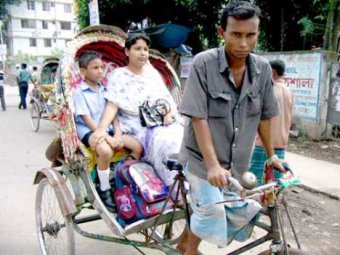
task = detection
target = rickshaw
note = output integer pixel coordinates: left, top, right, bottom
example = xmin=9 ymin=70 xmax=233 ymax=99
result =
xmin=30 ymin=57 xmax=59 ymax=132
xmin=33 ymin=25 xmax=306 ymax=255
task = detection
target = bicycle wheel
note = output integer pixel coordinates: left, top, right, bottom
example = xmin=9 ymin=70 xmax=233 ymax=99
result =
xmin=153 ymin=217 xmax=187 ymax=244
xmin=35 ymin=178 xmax=75 ymax=255
xmin=31 ymin=102 xmax=41 ymax=132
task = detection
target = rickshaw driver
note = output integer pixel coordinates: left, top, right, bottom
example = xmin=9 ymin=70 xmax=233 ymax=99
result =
xmin=177 ymin=1 xmax=286 ymax=254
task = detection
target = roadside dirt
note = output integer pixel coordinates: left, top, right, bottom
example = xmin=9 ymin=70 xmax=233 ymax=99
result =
xmin=287 ymin=136 xmax=340 ymax=165
xmin=281 ymin=136 xmax=340 ymax=254
xmin=283 ymin=188 xmax=340 ymax=255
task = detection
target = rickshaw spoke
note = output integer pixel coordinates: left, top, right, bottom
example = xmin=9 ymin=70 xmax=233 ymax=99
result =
xmin=36 ymin=178 xmax=75 ymax=255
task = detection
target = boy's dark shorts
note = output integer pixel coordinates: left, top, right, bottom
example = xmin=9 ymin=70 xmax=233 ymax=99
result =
xmin=81 ymin=130 xmax=114 ymax=147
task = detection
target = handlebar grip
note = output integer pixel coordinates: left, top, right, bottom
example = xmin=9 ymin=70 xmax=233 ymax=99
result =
xmin=282 ymin=162 xmax=296 ymax=176
xmin=282 ymin=162 xmax=291 ymax=171
xmin=227 ymin=176 xmax=244 ymax=191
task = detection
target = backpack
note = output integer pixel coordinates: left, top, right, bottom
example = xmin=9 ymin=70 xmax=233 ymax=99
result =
xmin=113 ymin=160 xmax=173 ymax=227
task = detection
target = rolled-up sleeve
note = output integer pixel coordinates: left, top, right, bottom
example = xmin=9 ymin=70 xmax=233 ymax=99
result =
xmin=180 ymin=55 xmax=208 ymax=119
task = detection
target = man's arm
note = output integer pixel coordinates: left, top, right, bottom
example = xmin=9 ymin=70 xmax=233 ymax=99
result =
xmin=258 ymin=118 xmax=285 ymax=172
xmin=89 ymin=101 xmax=118 ymax=149
xmin=192 ymin=117 xmax=229 ymax=187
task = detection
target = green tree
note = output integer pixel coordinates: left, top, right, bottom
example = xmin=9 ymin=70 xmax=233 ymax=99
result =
xmin=322 ymin=0 xmax=340 ymax=51
xmin=4 ymin=51 xmax=38 ymax=68
xmin=75 ymin=0 xmax=225 ymax=53
xmin=75 ymin=0 xmax=90 ymax=30
xmin=75 ymin=0 xmax=340 ymax=52
xmin=256 ymin=0 xmax=340 ymax=51
xmin=1 ymin=0 xmax=21 ymax=47
xmin=0 ymin=0 xmax=21 ymax=20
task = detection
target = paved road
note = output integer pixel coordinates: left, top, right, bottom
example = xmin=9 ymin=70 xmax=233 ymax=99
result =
xmin=0 ymin=85 xmax=339 ymax=255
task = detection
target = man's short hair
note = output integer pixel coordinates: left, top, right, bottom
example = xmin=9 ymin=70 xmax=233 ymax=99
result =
xmin=220 ymin=1 xmax=262 ymax=29
xmin=78 ymin=51 xmax=102 ymax=69
xmin=270 ymin=59 xmax=286 ymax=76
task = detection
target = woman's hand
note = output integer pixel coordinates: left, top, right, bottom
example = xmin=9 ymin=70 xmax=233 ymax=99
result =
xmin=163 ymin=112 xmax=173 ymax=126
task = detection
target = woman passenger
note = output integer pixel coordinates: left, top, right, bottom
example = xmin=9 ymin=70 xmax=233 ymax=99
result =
xmin=92 ymin=33 xmax=184 ymax=192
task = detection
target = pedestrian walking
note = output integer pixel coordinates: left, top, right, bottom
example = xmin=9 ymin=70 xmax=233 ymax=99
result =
xmin=250 ymin=59 xmax=293 ymax=185
xmin=17 ymin=63 xmax=36 ymax=109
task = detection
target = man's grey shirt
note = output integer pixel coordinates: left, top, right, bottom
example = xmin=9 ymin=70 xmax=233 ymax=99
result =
xmin=179 ymin=46 xmax=279 ymax=181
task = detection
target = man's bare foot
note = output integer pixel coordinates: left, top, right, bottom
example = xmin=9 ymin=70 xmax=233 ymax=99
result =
xmin=176 ymin=228 xmax=189 ymax=254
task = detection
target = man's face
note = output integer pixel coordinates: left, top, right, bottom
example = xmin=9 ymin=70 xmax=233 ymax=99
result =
xmin=219 ymin=16 xmax=259 ymax=61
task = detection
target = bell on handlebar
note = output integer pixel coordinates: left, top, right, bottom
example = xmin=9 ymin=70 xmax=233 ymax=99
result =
xmin=241 ymin=172 xmax=258 ymax=190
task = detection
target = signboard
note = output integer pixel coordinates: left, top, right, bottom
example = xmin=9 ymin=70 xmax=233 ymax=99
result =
xmin=88 ymin=0 xmax=100 ymax=26
xmin=180 ymin=56 xmax=193 ymax=78
xmin=264 ymin=53 xmax=322 ymax=121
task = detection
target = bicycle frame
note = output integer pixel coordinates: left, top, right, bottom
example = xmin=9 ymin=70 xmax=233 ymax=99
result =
xmin=162 ymin=154 xmax=303 ymax=255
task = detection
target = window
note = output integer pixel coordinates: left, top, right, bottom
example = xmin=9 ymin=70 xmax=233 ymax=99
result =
xmin=42 ymin=20 xmax=48 ymax=29
xmin=42 ymin=2 xmax=50 ymax=11
xmin=29 ymin=38 xmax=37 ymax=47
xmin=21 ymin=19 xmax=36 ymax=29
xmin=42 ymin=21 xmax=48 ymax=29
xmin=27 ymin=0 xmax=35 ymax=10
xmin=44 ymin=39 xmax=52 ymax=47
xmin=60 ymin=22 xmax=71 ymax=30
xmin=64 ymin=4 xmax=71 ymax=13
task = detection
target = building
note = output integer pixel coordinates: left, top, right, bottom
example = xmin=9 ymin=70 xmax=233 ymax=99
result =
xmin=5 ymin=0 xmax=77 ymax=57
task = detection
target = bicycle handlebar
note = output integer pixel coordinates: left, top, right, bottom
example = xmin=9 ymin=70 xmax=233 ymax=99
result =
xmin=226 ymin=163 xmax=298 ymax=196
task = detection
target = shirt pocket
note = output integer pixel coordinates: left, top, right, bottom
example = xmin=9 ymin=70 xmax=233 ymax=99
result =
xmin=246 ymin=91 xmax=262 ymax=116
xmin=208 ymin=91 xmax=231 ymax=117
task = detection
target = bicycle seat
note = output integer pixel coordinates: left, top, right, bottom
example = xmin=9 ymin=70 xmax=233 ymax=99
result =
xmin=163 ymin=153 xmax=183 ymax=171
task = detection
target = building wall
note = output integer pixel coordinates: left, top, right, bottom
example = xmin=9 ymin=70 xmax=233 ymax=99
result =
xmin=6 ymin=0 xmax=77 ymax=56
xmin=261 ymin=50 xmax=337 ymax=140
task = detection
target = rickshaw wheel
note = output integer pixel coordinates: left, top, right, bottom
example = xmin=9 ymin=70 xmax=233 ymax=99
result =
xmin=153 ymin=218 xmax=187 ymax=244
xmin=31 ymin=102 xmax=41 ymax=132
xmin=35 ymin=178 xmax=75 ymax=255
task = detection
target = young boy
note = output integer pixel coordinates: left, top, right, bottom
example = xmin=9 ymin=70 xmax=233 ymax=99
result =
xmin=72 ymin=50 xmax=142 ymax=212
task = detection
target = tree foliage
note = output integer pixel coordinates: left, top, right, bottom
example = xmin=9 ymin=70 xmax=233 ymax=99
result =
xmin=75 ymin=0 xmax=340 ymax=52
xmin=75 ymin=0 xmax=225 ymax=53
xmin=4 ymin=51 xmax=38 ymax=68
xmin=255 ymin=0 xmax=339 ymax=51
xmin=0 ymin=0 xmax=21 ymax=20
